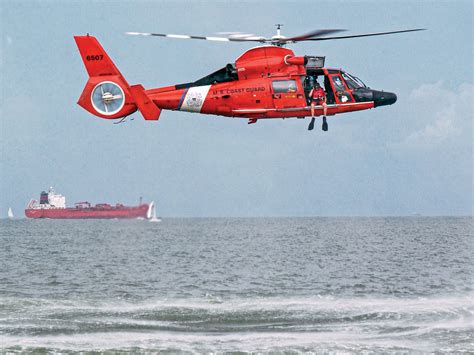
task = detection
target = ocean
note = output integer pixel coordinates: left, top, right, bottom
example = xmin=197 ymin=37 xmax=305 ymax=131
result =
xmin=0 ymin=217 xmax=472 ymax=352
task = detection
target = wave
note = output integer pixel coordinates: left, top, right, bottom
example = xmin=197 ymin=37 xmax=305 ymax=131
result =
xmin=1 ymin=294 xmax=473 ymax=352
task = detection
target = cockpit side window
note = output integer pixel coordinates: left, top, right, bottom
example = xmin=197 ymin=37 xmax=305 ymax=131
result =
xmin=329 ymin=74 xmax=354 ymax=103
xmin=331 ymin=76 xmax=346 ymax=91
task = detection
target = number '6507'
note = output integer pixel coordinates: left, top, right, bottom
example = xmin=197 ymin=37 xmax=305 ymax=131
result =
xmin=86 ymin=55 xmax=103 ymax=61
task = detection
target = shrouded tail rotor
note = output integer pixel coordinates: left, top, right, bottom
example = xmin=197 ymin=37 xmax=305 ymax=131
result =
xmin=91 ymin=81 xmax=125 ymax=115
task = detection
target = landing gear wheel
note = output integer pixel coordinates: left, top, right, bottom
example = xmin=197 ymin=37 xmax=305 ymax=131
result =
xmin=308 ymin=117 xmax=315 ymax=131
xmin=322 ymin=116 xmax=328 ymax=131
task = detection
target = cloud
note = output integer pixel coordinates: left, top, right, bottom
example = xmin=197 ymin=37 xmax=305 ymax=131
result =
xmin=403 ymin=82 xmax=472 ymax=145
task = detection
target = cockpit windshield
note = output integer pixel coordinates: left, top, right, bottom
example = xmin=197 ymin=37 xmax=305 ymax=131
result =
xmin=341 ymin=72 xmax=367 ymax=90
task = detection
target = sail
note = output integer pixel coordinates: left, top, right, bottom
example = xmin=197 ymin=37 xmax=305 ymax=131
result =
xmin=147 ymin=201 xmax=154 ymax=219
xmin=149 ymin=202 xmax=161 ymax=222
xmin=7 ymin=207 xmax=14 ymax=219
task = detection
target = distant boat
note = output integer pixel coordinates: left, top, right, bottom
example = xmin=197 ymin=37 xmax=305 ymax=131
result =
xmin=7 ymin=207 xmax=14 ymax=219
xmin=147 ymin=201 xmax=162 ymax=223
xmin=24 ymin=187 xmax=149 ymax=219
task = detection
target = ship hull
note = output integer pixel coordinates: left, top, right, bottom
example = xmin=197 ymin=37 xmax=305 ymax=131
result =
xmin=25 ymin=204 xmax=149 ymax=219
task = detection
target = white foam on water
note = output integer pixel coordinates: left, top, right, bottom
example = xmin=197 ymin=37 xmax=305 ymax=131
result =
xmin=4 ymin=293 xmax=472 ymax=314
xmin=1 ymin=294 xmax=472 ymax=352
xmin=0 ymin=330 xmax=429 ymax=352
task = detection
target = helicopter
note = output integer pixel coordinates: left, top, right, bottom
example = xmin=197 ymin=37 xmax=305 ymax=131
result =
xmin=74 ymin=26 xmax=424 ymax=131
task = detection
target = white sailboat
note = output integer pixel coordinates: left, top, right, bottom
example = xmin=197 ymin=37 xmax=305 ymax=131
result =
xmin=147 ymin=201 xmax=162 ymax=223
xmin=7 ymin=207 xmax=14 ymax=219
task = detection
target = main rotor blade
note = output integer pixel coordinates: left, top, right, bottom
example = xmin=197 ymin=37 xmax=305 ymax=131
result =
xmin=303 ymin=28 xmax=426 ymax=41
xmin=285 ymin=29 xmax=347 ymax=42
xmin=126 ymin=31 xmax=267 ymax=43
xmin=126 ymin=28 xmax=426 ymax=45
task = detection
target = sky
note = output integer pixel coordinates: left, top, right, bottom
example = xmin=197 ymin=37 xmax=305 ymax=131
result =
xmin=0 ymin=0 xmax=472 ymax=217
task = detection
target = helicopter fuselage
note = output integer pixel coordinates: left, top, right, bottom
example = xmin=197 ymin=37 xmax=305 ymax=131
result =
xmin=75 ymin=36 xmax=397 ymax=124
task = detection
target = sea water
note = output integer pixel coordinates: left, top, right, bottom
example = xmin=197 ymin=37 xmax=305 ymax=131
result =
xmin=0 ymin=217 xmax=472 ymax=352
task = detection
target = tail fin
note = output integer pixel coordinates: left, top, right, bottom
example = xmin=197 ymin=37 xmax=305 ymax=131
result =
xmin=74 ymin=35 xmax=160 ymax=120
xmin=74 ymin=35 xmax=127 ymax=80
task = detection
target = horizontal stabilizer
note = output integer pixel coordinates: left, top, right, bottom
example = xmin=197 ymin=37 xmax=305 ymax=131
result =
xmin=129 ymin=85 xmax=161 ymax=120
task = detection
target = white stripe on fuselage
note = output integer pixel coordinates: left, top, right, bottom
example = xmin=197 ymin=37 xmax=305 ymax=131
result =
xmin=180 ymin=85 xmax=211 ymax=113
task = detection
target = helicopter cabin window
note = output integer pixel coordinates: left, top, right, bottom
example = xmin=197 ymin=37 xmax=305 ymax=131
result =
xmin=272 ymin=80 xmax=298 ymax=93
xmin=192 ymin=64 xmax=238 ymax=86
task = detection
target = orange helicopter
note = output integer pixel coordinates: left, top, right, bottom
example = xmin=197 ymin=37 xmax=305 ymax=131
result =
xmin=74 ymin=25 xmax=424 ymax=131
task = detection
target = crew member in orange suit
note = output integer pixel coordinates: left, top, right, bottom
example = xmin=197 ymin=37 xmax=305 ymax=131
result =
xmin=308 ymin=80 xmax=328 ymax=131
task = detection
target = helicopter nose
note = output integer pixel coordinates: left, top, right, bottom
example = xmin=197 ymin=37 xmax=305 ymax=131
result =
xmin=373 ymin=90 xmax=397 ymax=107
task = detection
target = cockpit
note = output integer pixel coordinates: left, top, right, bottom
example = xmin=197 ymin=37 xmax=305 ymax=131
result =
xmin=303 ymin=66 xmax=396 ymax=107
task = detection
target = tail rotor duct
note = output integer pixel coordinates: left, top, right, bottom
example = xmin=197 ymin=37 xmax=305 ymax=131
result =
xmin=91 ymin=81 xmax=125 ymax=115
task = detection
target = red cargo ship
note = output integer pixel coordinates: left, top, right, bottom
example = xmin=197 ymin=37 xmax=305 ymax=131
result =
xmin=25 ymin=187 xmax=150 ymax=219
